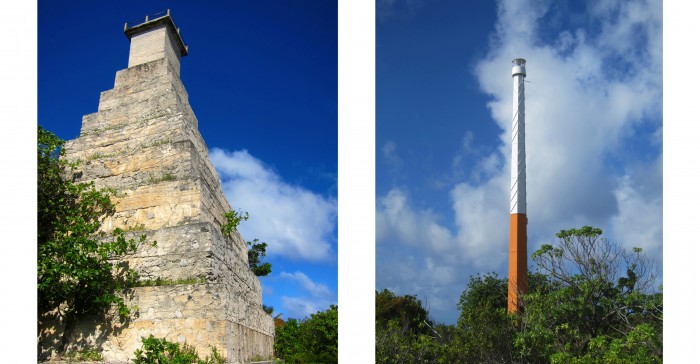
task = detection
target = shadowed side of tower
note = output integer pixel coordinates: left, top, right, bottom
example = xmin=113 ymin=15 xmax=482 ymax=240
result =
xmin=508 ymin=58 xmax=527 ymax=313
xmin=37 ymin=12 xmax=274 ymax=363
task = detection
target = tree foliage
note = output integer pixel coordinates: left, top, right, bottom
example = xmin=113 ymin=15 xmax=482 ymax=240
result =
xmin=262 ymin=304 xmax=274 ymax=315
xmin=455 ymin=273 xmax=514 ymax=362
xmin=376 ymin=289 xmax=431 ymax=335
xmin=375 ymin=290 xmax=453 ymax=363
xmin=375 ymin=226 xmax=662 ymax=364
xmin=38 ymin=126 xmax=147 ymax=346
xmin=274 ymin=305 xmax=338 ymax=363
xmin=247 ymin=238 xmax=272 ymax=277
xmin=274 ymin=317 xmax=302 ymax=362
xmin=220 ymin=210 xmax=272 ymax=277
xmin=519 ymin=226 xmax=662 ymax=362
xmin=221 ymin=210 xmax=248 ymax=237
xmin=132 ymin=335 xmax=225 ymax=364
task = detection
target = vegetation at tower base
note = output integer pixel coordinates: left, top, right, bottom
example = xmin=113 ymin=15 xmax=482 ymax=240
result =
xmin=221 ymin=210 xmax=273 ymax=277
xmin=520 ymin=226 xmax=662 ymax=363
xmin=274 ymin=304 xmax=339 ymax=363
xmin=37 ymin=126 xmax=149 ymax=352
xmin=375 ymin=290 xmax=451 ymax=363
xmin=132 ymin=335 xmax=226 ymax=364
xmin=375 ymin=226 xmax=662 ymax=363
xmin=376 ymin=288 xmax=431 ymax=335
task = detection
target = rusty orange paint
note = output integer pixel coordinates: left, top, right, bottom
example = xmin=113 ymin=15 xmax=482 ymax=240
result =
xmin=508 ymin=213 xmax=528 ymax=313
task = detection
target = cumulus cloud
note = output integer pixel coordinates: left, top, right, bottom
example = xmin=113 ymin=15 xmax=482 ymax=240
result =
xmin=610 ymin=155 xmax=662 ymax=256
xmin=376 ymin=0 xmax=662 ymax=323
xmin=376 ymin=188 xmax=454 ymax=254
xmin=451 ymin=132 xmax=479 ymax=178
xmin=375 ymin=242 xmax=465 ymax=320
xmin=210 ymin=148 xmax=337 ymax=261
xmin=279 ymin=271 xmax=336 ymax=319
xmin=280 ymin=271 xmax=333 ymax=299
xmin=376 ymin=188 xmax=489 ymax=321
xmin=474 ymin=0 xmax=662 ymax=248
xmin=280 ymin=296 xmax=325 ymax=320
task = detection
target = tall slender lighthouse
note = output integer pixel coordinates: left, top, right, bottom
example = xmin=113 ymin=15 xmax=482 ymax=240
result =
xmin=508 ymin=58 xmax=527 ymax=313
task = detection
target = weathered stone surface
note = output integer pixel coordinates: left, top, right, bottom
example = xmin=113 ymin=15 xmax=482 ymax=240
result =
xmin=39 ymin=15 xmax=273 ymax=364
xmin=127 ymin=25 xmax=183 ymax=76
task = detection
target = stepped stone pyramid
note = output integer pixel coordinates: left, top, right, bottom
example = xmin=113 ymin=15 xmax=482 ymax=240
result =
xmin=39 ymin=12 xmax=274 ymax=363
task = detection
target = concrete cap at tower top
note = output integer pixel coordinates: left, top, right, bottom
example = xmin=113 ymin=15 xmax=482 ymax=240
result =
xmin=124 ymin=10 xmax=188 ymax=57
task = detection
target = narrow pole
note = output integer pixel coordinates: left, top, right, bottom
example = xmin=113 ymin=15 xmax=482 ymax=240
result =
xmin=508 ymin=58 xmax=527 ymax=313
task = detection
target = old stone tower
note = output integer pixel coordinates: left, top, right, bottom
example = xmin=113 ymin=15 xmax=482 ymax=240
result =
xmin=39 ymin=12 xmax=274 ymax=362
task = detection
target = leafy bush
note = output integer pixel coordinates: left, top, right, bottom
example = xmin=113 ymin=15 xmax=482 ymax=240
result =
xmin=455 ymin=273 xmax=515 ymax=362
xmin=275 ymin=318 xmax=302 ymax=362
xmin=517 ymin=226 xmax=662 ymax=362
xmin=375 ymin=289 xmax=452 ymax=363
xmin=275 ymin=305 xmax=338 ymax=363
xmin=132 ymin=335 xmax=225 ymax=364
xmin=65 ymin=347 xmax=103 ymax=361
xmin=376 ymin=318 xmax=447 ymax=364
xmin=221 ymin=210 xmax=272 ymax=277
xmin=375 ymin=227 xmax=662 ymax=364
xmin=376 ymin=289 xmax=431 ymax=335
xmin=221 ymin=210 xmax=249 ymax=237
xmin=38 ymin=126 xmax=149 ymax=349
xmin=247 ymin=238 xmax=272 ymax=276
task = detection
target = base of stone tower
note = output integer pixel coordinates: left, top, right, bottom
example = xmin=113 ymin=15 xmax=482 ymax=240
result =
xmin=38 ymin=283 xmax=274 ymax=363
xmin=38 ymin=223 xmax=274 ymax=363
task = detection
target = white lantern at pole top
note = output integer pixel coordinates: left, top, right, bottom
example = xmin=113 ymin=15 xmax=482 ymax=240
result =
xmin=512 ymin=58 xmax=526 ymax=77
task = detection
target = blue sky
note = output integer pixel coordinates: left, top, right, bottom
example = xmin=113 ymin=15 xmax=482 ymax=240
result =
xmin=376 ymin=0 xmax=662 ymax=324
xmin=38 ymin=0 xmax=338 ymax=321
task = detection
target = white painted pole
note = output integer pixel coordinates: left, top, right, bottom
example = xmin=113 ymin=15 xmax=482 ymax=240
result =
xmin=510 ymin=58 xmax=526 ymax=215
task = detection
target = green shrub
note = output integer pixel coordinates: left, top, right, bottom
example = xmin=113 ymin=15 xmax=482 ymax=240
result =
xmin=65 ymin=347 xmax=103 ymax=361
xmin=275 ymin=305 xmax=338 ymax=363
xmin=147 ymin=172 xmax=177 ymax=184
xmin=132 ymin=335 xmax=225 ymax=364
xmin=221 ymin=210 xmax=248 ymax=236
xmin=221 ymin=210 xmax=272 ymax=277
xmin=38 ymin=126 xmax=148 ymax=349
xmin=135 ymin=277 xmax=207 ymax=287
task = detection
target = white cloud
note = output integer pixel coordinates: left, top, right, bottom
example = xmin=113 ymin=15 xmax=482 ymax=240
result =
xmin=381 ymin=140 xmax=403 ymax=169
xmin=376 ymin=188 xmax=454 ymax=254
xmin=610 ymin=156 xmax=663 ymax=256
xmin=376 ymin=0 xmax=662 ymax=324
xmin=451 ymin=176 xmax=509 ymax=268
xmin=474 ymin=153 xmax=502 ymax=181
xmin=209 ymin=148 xmax=337 ymax=261
xmin=473 ymin=0 xmax=662 ymax=251
xmin=452 ymin=132 xmax=481 ymax=179
xmin=278 ymin=271 xmax=336 ymax=319
xmin=280 ymin=271 xmax=333 ymax=299
xmin=375 ymin=247 xmax=466 ymax=322
xmin=376 ymin=187 xmax=503 ymax=322
xmin=280 ymin=296 xmax=321 ymax=319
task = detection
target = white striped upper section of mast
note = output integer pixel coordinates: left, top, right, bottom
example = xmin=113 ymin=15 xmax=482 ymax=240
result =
xmin=510 ymin=58 xmax=526 ymax=215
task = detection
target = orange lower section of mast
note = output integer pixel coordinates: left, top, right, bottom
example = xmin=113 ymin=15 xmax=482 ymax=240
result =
xmin=508 ymin=213 xmax=527 ymax=313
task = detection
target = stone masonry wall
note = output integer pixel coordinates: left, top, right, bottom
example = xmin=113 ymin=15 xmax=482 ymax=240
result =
xmin=127 ymin=25 xmax=182 ymax=76
xmin=39 ymin=53 xmax=273 ymax=363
